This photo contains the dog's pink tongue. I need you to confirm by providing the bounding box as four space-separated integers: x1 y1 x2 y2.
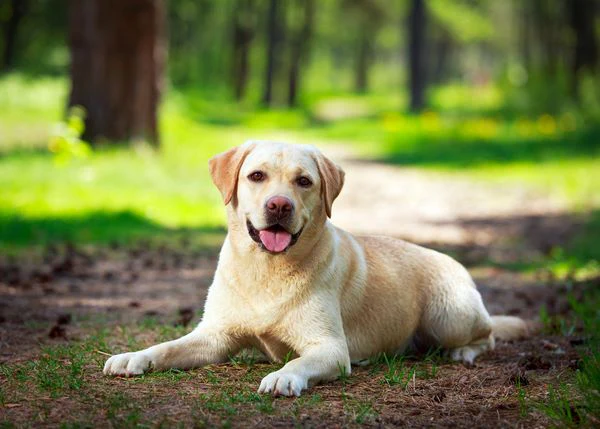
259 229 292 253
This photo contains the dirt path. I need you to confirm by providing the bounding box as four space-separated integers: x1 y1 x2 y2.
326 145 571 247
0 147 591 428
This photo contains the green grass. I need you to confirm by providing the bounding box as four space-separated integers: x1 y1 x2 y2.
532 284 600 427
1 337 103 400
570 288 600 426
198 388 275 417
1 72 599 269
0 74 66 150
310 109 600 208
1 71 599 425
1 303 597 426
0 76 238 250
342 394 378 424
365 350 440 390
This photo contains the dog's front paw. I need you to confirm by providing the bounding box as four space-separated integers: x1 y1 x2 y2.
103 351 153 376
258 371 307 397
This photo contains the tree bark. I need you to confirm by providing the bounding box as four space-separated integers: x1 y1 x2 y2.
1 0 28 72
287 0 314 107
569 0 598 80
408 0 427 113
68 0 166 146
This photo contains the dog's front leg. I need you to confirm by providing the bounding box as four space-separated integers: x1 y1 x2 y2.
258 338 350 397
103 323 238 376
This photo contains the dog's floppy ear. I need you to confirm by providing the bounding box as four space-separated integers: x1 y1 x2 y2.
314 152 345 218
209 143 254 205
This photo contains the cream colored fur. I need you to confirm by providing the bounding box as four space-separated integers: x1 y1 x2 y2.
103 141 530 396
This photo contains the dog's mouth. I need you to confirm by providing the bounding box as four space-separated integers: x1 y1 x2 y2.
247 219 303 254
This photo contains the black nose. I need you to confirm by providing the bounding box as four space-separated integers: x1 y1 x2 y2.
265 195 294 220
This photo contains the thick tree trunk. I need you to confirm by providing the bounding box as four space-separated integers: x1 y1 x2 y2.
408 0 427 113
68 0 165 146
569 0 598 83
287 0 314 107
232 0 255 101
1 0 28 72
262 0 280 106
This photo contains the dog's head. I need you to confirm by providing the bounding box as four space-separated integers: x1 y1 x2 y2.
209 141 344 254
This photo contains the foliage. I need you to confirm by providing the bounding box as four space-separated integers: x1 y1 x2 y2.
4 0 595 112
428 0 493 43
48 106 91 164
1 74 599 258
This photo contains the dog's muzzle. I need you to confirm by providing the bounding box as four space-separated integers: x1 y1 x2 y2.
247 219 303 254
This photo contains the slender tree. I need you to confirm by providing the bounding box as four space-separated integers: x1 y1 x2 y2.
263 0 283 106
408 0 427 112
287 0 314 107
68 0 166 145
569 0 598 93
354 34 371 93
431 31 452 84
1 0 28 72
520 1 533 72
342 0 386 93
232 0 256 101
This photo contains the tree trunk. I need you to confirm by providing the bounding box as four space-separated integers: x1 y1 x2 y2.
232 0 255 101
569 0 598 89
1 0 28 72
262 0 281 106
287 0 314 107
432 32 452 84
408 0 427 113
354 34 370 93
520 2 532 72
533 0 562 76
68 0 166 146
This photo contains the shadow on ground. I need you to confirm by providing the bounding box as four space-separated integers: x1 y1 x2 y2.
418 210 598 269
0 209 226 251
1 207 598 427
379 125 600 167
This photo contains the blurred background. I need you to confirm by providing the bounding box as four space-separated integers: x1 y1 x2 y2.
0 0 598 279
1 2 599 425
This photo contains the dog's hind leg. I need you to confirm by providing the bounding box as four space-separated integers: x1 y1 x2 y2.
448 334 495 366
419 275 495 366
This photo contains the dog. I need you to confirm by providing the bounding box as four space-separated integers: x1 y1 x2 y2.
103 141 531 396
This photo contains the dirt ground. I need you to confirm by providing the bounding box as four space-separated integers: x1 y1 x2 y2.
0 151 595 427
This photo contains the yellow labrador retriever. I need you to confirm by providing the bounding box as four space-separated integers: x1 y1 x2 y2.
104 141 530 396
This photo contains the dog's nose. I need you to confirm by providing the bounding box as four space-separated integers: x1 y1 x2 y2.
265 196 294 220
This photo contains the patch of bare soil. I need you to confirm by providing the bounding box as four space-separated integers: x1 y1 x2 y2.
0 153 594 427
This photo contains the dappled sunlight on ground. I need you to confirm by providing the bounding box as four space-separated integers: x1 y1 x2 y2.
328 146 570 247
1 74 598 427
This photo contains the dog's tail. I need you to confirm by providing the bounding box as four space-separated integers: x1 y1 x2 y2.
490 315 540 341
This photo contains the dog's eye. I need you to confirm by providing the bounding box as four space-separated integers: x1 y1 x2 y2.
296 176 312 188
248 171 265 182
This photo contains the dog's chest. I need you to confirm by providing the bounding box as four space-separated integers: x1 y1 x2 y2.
253 332 295 363
226 264 311 317
226 292 300 362
228 286 298 332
